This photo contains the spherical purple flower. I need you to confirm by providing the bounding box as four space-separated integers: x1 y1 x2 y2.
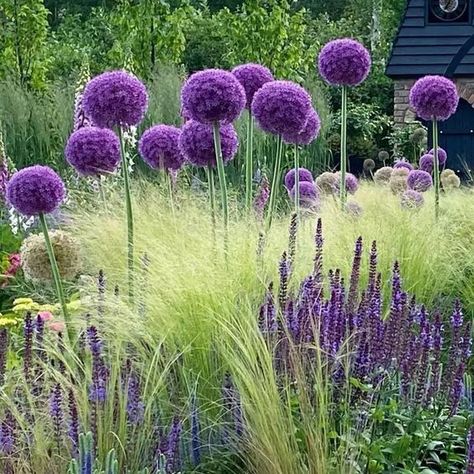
409 76 459 121
231 63 274 110
394 159 414 171
407 170 433 192
428 147 447 166
419 153 434 173
181 69 246 124
401 189 424 209
335 172 359 194
179 120 238 168
252 80 312 137
283 108 321 145
318 38 371 87
138 125 184 171
6 165 65 216
284 168 313 191
65 127 121 176
83 71 148 128
289 181 319 208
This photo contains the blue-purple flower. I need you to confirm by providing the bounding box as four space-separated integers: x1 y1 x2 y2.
394 159 414 171
138 125 185 171
401 189 424 209
181 69 246 124
284 168 313 191
283 108 321 145
231 63 274 110
407 170 433 192
83 70 149 128
289 181 319 208
419 154 434 174
318 39 371 87
65 127 121 176
6 165 66 216
429 147 448 166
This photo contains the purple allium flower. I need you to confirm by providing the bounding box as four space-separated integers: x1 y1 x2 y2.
284 167 314 191
409 75 459 121
318 38 371 87
429 147 447 166
181 69 245 124
419 154 434 173
394 159 414 171
50 383 64 448
231 63 274 110
6 165 66 216
407 170 433 192
282 108 321 145
335 172 359 194
83 70 148 128
401 189 424 209
467 426 474 474
289 181 319 208
68 389 79 455
138 125 185 171
252 80 313 136
179 120 238 168
65 127 121 176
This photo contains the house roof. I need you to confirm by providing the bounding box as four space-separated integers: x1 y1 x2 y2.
386 0 474 78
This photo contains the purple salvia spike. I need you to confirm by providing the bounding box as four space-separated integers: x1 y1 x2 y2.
165 416 183 474
368 241 378 291
126 371 144 425
347 236 363 316
285 299 298 341
354 290 367 330
449 361 465 416
460 322 472 359
466 426 474 474
68 389 79 456
33 314 46 397
258 282 277 335
287 212 298 272
0 328 7 386
191 394 201 466
443 300 465 394
50 383 63 452
87 326 108 403
313 218 324 285
298 276 315 343
0 410 15 455
278 252 289 311
415 310 432 405
426 311 443 405
23 312 34 385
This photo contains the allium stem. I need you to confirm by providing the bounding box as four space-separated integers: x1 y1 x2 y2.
117 126 135 304
339 85 348 208
38 213 72 343
245 112 254 212
207 165 216 241
212 122 229 255
267 135 283 229
294 144 300 216
432 119 440 220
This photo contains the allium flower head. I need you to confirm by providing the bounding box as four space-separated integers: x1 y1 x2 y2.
252 80 313 136
419 153 434 173
378 150 390 162
335 172 359 194
65 127 121 176
394 159 414 171
179 120 238 168
290 181 319 208
282 108 321 145
390 175 408 195
6 165 65 216
441 169 455 179
83 70 148 128
138 125 184 171
318 38 371 87
410 127 427 144
441 173 461 190
316 172 338 195
401 189 424 209
374 166 393 185
363 159 375 172
231 63 274 110
181 69 246 124
284 167 313 191
429 147 448 165
409 75 459 121
392 168 409 178
21 231 81 281
407 169 433 192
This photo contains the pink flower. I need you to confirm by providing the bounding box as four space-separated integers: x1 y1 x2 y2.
1 253 21 288
48 321 65 333
38 311 54 322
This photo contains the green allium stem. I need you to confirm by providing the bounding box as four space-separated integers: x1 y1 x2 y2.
212 122 229 254
267 135 283 229
245 112 254 212
38 213 72 343
117 127 134 304
339 85 348 208
294 143 300 216
432 119 440 220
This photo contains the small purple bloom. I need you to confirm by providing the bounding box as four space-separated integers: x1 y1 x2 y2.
409 75 459 121
394 159 414 171
318 38 371 87
6 165 65 216
252 80 313 137
23 312 34 384
65 127 121 176
401 189 424 209
407 170 433 192
165 416 183 474
429 147 447 166
0 329 7 386
467 426 474 474
0 411 15 455
68 389 79 455
126 372 145 425
282 108 321 145
179 120 238 168
419 154 434 173
231 63 274 110
284 167 313 191
83 70 149 128
289 181 319 208
181 69 246 124
50 384 63 446
138 125 185 171
335 172 359 194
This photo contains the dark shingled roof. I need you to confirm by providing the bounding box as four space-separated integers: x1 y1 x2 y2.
386 0 474 78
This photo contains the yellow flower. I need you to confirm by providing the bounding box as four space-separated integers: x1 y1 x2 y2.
12 302 40 313
0 317 18 327
12 297 34 305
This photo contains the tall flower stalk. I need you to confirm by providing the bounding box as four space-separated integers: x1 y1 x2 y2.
339 85 348 207
245 113 255 211
432 120 440 219
267 136 283 229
